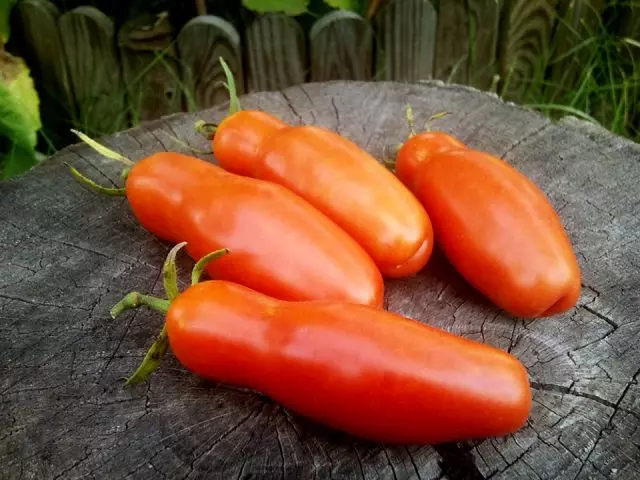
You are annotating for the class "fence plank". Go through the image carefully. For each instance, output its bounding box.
[374,0,437,82]
[118,13,183,123]
[13,0,75,144]
[177,16,243,111]
[246,14,306,92]
[310,11,373,82]
[59,7,127,135]
[434,0,468,84]
[467,0,502,90]
[498,0,558,100]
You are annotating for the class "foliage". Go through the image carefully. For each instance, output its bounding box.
[518,3,640,142]
[1,0,43,180]
[242,0,367,16]
[0,56,42,179]
[0,0,17,44]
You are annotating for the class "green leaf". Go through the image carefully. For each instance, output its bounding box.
[242,0,309,15]
[1,140,39,179]
[0,53,42,178]
[0,0,18,44]
[324,0,358,11]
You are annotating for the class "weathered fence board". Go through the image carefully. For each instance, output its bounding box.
[467,0,502,90]
[58,7,127,135]
[310,11,373,81]
[118,13,183,122]
[13,0,75,143]
[177,15,243,111]
[375,0,437,82]
[499,0,558,100]
[246,14,307,92]
[434,0,469,84]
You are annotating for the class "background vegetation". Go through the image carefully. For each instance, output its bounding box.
[1,0,639,179]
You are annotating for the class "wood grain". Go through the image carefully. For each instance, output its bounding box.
[374,0,438,82]
[434,0,469,83]
[12,0,75,144]
[118,13,183,122]
[246,13,306,92]
[467,0,502,90]
[1,82,639,479]
[58,6,127,135]
[177,15,243,111]
[310,11,374,81]
[499,0,558,100]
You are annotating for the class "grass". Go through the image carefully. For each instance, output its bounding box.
[517,2,640,142]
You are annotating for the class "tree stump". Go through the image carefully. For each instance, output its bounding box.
[1,82,638,479]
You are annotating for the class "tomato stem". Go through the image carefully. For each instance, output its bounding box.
[219,57,241,116]
[110,291,170,319]
[191,248,230,285]
[70,130,134,166]
[67,164,126,196]
[163,242,187,300]
[194,120,218,140]
[423,111,451,132]
[405,105,416,138]
[111,243,231,387]
[124,325,170,387]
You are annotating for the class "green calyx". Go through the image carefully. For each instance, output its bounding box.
[110,242,231,387]
[194,56,241,139]
[67,130,134,196]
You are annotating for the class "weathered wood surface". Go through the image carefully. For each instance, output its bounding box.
[467,0,502,90]
[374,0,438,82]
[13,0,75,145]
[58,6,127,135]
[1,81,639,479]
[177,15,243,111]
[434,0,469,84]
[310,11,374,81]
[118,13,183,122]
[499,0,558,99]
[246,14,307,93]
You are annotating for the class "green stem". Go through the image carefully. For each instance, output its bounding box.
[163,242,187,300]
[70,129,134,166]
[219,57,241,115]
[405,104,416,138]
[67,165,126,196]
[124,325,170,386]
[191,248,230,285]
[194,120,217,139]
[110,291,170,319]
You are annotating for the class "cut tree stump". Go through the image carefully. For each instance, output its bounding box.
[1,81,639,479]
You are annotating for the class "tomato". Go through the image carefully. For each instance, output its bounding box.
[70,150,382,306]
[166,280,532,444]
[213,110,434,278]
[396,132,581,317]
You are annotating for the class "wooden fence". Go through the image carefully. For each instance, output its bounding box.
[11,0,622,140]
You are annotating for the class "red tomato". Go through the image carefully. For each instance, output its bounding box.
[213,111,434,278]
[166,280,532,444]
[396,132,581,317]
[124,153,383,306]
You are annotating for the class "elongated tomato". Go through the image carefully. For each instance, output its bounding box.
[396,132,580,317]
[125,153,383,306]
[213,111,434,278]
[166,280,532,444]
